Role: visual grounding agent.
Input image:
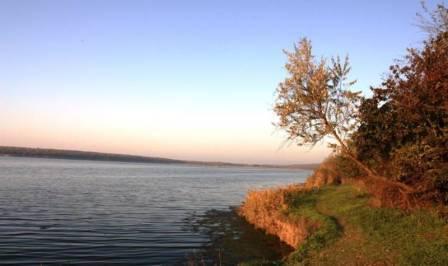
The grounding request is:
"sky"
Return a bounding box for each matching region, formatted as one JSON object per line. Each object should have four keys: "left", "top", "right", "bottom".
{"left": 0, "top": 0, "right": 439, "bottom": 164}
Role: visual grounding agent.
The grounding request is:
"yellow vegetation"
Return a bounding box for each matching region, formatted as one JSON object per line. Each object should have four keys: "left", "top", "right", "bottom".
{"left": 304, "top": 158, "right": 341, "bottom": 189}
{"left": 238, "top": 184, "right": 315, "bottom": 248}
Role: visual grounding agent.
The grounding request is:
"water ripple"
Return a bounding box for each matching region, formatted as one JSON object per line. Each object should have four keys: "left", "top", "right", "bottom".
{"left": 0, "top": 157, "right": 308, "bottom": 265}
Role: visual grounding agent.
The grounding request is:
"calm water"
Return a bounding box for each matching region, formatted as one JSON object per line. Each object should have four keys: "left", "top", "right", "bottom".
{"left": 0, "top": 157, "right": 308, "bottom": 265}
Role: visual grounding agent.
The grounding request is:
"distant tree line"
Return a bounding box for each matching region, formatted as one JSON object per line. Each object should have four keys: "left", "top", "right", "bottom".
{"left": 0, "top": 146, "right": 184, "bottom": 164}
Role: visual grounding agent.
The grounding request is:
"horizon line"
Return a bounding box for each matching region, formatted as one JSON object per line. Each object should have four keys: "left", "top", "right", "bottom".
{"left": 0, "top": 145, "right": 320, "bottom": 170}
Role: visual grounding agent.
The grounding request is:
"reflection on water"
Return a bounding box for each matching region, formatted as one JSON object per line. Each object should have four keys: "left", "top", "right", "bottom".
{"left": 183, "top": 208, "right": 293, "bottom": 265}
{"left": 0, "top": 157, "right": 307, "bottom": 265}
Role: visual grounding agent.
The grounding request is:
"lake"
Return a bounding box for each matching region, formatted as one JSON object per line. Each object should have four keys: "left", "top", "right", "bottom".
{"left": 0, "top": 157, "right": 309, "bottom": 265}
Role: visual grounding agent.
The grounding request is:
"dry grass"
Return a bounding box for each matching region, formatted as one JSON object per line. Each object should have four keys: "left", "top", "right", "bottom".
{"left": 237, "top": 158, "right": 348, "bottom": 250}
{"left": 238, "top": 184, "right": 315, "bottom": 248}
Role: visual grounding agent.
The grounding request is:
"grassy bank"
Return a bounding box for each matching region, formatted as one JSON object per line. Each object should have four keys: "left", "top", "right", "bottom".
{"left": 239, "top": 185, "right": 448, "bottom": 265}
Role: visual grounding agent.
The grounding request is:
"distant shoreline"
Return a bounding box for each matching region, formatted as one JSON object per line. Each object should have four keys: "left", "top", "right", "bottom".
{"left": 0, "top": 146, "right": 319, "bottom": 170}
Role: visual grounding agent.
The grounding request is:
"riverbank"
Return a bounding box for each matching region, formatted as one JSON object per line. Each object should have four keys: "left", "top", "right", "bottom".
{"left": 239, "top": 184, "right": 448, "bottom": 265}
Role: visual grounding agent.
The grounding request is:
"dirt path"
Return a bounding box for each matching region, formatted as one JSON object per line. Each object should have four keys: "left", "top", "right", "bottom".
{"left": 302, "top": 189, "right": 395, "bottom": 266}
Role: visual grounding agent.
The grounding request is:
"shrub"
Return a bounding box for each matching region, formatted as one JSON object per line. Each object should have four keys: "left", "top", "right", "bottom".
{"left": 332, "top": 154, "right": 363, "bottom": 179}
{"left": 389, "top": 135, "right": 448, "bottom": 204}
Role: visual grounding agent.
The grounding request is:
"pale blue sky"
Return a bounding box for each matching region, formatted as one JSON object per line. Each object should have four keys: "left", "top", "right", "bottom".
{"left": 0, "top": 0, "right": 438, "bottom": 164}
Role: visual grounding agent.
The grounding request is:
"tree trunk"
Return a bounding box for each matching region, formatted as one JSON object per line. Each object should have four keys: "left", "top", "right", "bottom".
{"left": 339, "top": 150, "right": 414, "bottom": 193}
{"left": 324, "top": 119, "right": 415, "bottom": 193}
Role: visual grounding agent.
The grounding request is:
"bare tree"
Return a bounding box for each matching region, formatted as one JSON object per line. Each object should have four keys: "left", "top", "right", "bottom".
{"left": 417, "top": 1, "right": 448, "bottom": 36}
